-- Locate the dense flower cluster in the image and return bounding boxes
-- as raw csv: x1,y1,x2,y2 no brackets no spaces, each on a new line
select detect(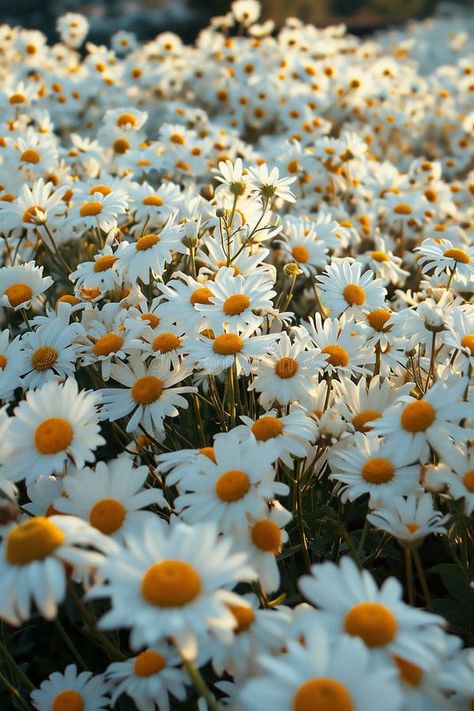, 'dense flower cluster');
0,1,473,709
